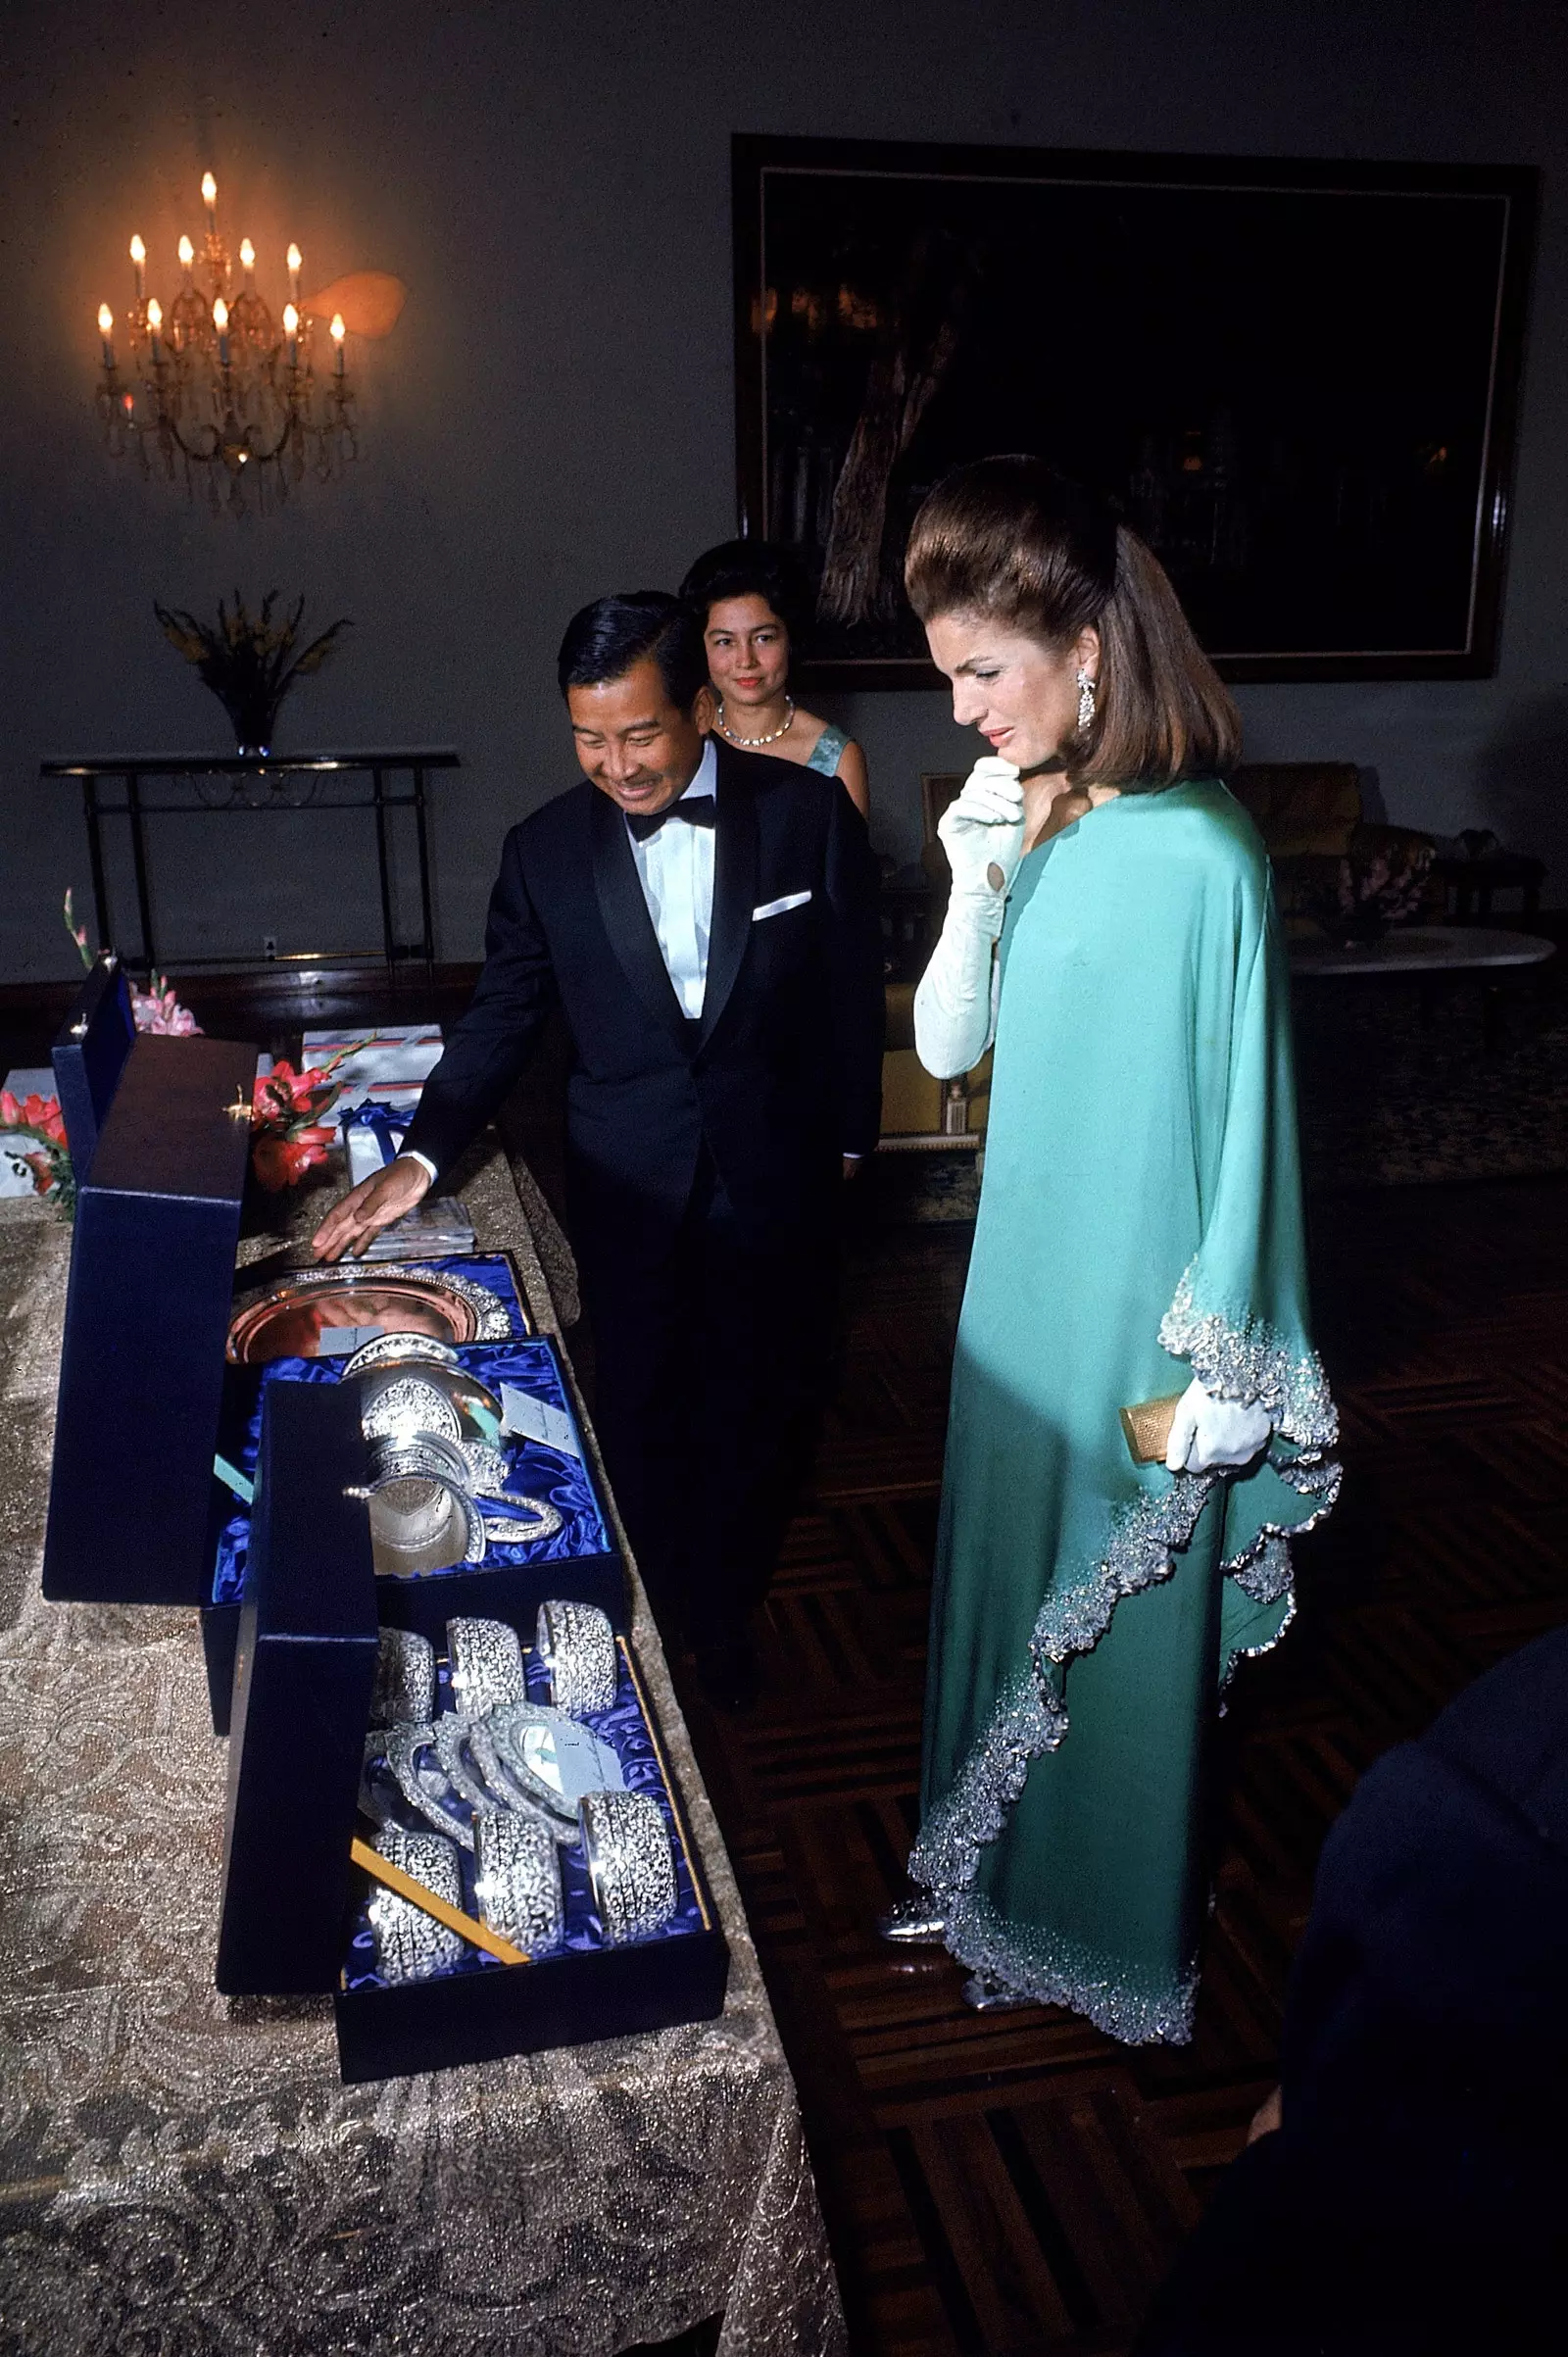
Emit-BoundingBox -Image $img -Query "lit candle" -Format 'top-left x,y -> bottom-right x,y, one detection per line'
213,295 -> 230,367
129,233 -> 146,300
97,303 -> 116,368
239,237 -> 255,277
330,311 -> 346,376
146,296 -> 164,360
282,301 -> 299,364
201,171 -> 218,233
287,243 -> 302,305
178,233 -> 194,277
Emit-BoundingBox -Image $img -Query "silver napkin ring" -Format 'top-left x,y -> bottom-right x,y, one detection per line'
537,1599 -> 617,1717
447,1616 -> 526,1716
367,1823 -> 466,1984
371,1625 -> 436,1727
578,1789 -> 678,1945
474,1811 -> 564,1954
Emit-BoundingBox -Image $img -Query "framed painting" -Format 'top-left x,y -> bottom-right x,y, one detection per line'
732,135 -> 1538,685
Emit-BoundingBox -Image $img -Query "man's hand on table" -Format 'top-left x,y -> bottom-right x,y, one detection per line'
311,1155 -> 433,1261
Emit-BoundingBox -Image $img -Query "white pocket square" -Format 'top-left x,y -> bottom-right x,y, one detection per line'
752,890 -> 812,922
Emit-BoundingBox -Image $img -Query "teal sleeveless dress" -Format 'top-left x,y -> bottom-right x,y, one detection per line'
911,780 -> 1339,2043
806,722 -> 850,776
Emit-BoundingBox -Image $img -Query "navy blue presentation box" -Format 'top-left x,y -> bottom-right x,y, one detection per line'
42,1031 -> 260,1605
218,1379 -> 729,2083
200,1318 -> 625,1732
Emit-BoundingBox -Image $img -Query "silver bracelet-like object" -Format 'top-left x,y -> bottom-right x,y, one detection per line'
481,1496 -> 564,1546
447,1616 -> 526,1716
384,1722 -> 477,1850
464,1441 -> 514,1498
371,1625 -> 436,1727
433,1710 -> 511,1822
367,1823 -> 466,1984
473,1810 -> 564,1954
537,1599 -> 617,1717
578,1789 -> 678,1945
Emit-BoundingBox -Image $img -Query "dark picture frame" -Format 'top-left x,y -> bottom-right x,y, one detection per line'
732,135 -> 1538,687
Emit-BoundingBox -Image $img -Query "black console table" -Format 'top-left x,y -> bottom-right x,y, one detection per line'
41,749 -> 459,976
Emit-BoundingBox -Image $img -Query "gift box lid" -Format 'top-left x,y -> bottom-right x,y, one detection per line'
42,1032 -> 259,1605
50,958 -> 135,1181
217,1378 -> 378,1994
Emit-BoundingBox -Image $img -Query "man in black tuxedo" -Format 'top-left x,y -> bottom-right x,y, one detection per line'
314,591 -> 883,1706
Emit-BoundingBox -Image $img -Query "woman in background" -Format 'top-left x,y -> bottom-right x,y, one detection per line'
680,540 -> 869,816
885,458 -> 1338,2040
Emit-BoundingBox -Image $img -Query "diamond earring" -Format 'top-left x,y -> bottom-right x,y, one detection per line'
1075,667 -> 1097,732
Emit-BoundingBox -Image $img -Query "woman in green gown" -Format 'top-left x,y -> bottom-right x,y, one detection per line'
887,460 -> 1340,2042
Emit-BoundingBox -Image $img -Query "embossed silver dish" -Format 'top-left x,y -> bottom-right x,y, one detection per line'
226,1263 -> 513,1363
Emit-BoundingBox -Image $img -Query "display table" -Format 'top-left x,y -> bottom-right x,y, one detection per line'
40,749 -> 457,976
1288,922 -> 1555,979
0,1147 -> 845,2355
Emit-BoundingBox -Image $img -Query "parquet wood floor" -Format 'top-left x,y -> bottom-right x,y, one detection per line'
660,1176 -> 1568,2357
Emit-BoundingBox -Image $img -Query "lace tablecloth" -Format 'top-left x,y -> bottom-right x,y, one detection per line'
0,1149 -> 845,2356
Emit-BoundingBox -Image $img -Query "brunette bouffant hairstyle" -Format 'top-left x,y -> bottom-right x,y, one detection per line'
679,539 -> 812,645
905,456 -> 1241,789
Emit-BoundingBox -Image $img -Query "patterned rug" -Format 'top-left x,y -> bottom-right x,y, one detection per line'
1294,957 -> 1568,1190
870,950 -> 1567,1221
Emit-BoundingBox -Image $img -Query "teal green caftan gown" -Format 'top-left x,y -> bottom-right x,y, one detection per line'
911,779 -> 1339,2044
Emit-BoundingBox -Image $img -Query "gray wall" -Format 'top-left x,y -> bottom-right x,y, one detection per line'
3,0 -> 1566,981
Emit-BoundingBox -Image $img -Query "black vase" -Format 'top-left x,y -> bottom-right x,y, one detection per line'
211,682 -> 285,758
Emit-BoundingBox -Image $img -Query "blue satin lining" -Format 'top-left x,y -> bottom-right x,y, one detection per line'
212,1313 -> 611,1605
344,1635 -> 706,1988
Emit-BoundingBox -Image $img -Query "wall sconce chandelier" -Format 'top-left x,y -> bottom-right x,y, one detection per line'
95,174 -> 403,515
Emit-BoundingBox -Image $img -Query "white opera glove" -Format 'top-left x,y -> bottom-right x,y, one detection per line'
936,758 -> 1027,908
1164,1377 -> 1273,1474
913,761 -> 1026,1079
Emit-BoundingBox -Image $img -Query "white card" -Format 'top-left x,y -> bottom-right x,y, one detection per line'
501,1383 -> 582,1460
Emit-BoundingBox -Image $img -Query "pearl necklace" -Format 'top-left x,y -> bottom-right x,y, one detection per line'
715,695 -> 795,748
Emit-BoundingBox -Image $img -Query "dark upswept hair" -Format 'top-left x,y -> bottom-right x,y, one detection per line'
556,591 -> 709,712
905,456 -> 1241,789
679,539 -> 811,645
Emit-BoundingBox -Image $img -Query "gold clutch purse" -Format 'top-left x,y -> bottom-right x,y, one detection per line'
1119,1393 -> 1186,1465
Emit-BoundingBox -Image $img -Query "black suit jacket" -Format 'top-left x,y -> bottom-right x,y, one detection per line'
1137,1625 -> 1568,2354
403,740 -> 884,1246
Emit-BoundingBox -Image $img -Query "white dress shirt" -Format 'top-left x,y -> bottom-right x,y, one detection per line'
627,736 -> 716,1020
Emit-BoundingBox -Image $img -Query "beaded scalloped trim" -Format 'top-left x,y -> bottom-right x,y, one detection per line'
1158,1265 -> 1338,1450
944,1891 -> 1199,2046
907,1470 -> 1220,1898
909,1302 -> 1341,2036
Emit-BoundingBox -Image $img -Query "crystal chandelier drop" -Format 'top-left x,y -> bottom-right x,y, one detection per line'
95,174 -> 356,514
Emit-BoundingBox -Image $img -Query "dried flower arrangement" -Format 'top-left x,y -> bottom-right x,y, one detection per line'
154,590 -> 351,753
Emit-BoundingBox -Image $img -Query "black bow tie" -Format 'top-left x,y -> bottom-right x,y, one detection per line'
625,797 -> 716,842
